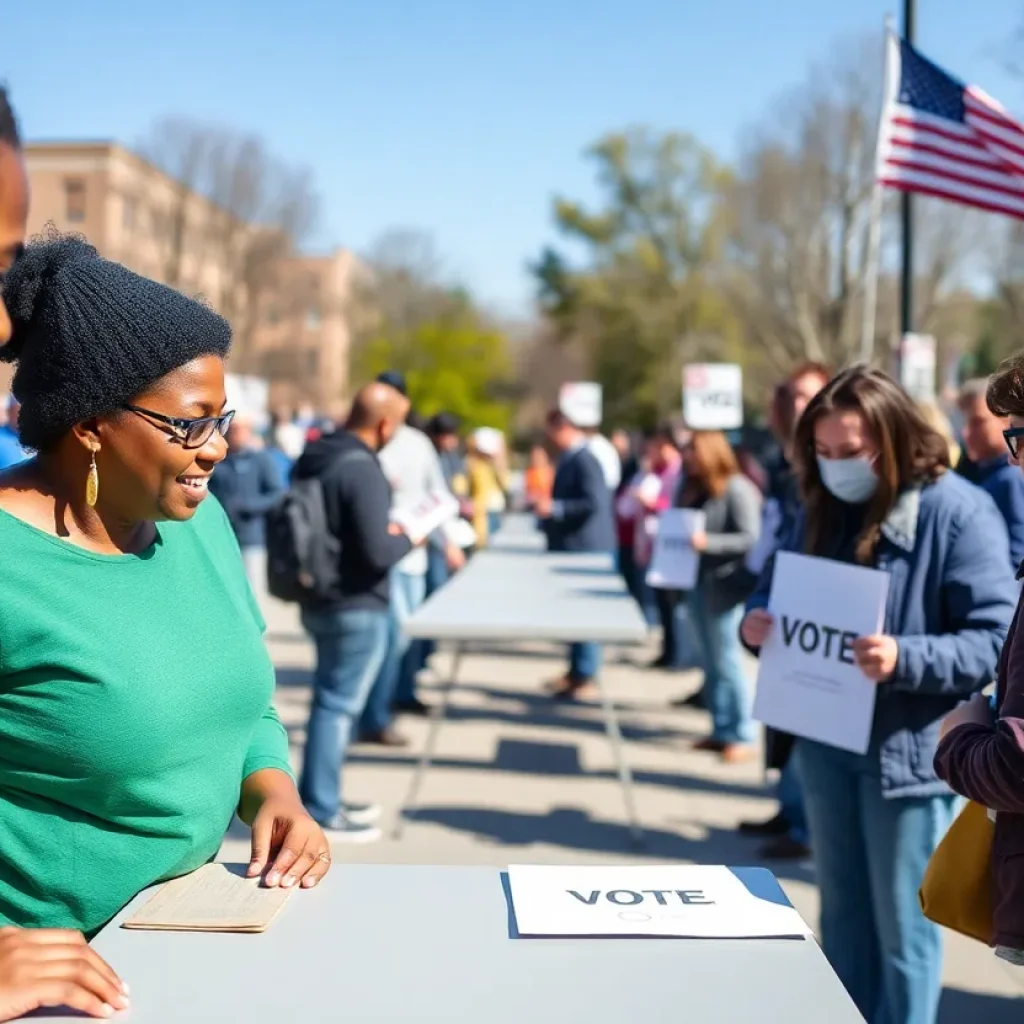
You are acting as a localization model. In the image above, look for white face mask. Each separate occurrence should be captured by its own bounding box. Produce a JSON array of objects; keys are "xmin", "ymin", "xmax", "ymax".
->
[{"xmin": 817, "ymin": 455, "xmax": 879, "ymax": 504}]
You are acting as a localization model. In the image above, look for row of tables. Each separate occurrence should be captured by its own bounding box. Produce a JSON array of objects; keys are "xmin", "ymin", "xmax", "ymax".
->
[{"xmin": 27, "ymin": 516, "xmax": 863, "ymax": 1022}]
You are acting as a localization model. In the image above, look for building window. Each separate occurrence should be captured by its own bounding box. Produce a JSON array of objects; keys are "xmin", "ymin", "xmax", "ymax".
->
[{"xmin": 65, "ymin": 180, "xmax": 86, "ymax": 223}]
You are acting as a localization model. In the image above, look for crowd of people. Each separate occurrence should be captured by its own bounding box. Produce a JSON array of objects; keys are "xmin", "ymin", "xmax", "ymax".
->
[{"xmin": 2, "ymin": 82, "xmax": 1024, "ymax": 1024}]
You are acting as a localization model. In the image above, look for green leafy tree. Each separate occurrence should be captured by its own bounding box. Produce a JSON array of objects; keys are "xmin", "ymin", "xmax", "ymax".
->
[
  {"xmin": 356, "ymin": 310, "xmax": 513, "ymax": 431},
  {"xmin": 533, "ymin": 129, "xmax": 739, "ymax": 427}
]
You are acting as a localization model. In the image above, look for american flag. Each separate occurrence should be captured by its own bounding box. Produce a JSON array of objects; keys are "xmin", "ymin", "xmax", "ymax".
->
[{"xmin": 878, "ymin": 35, "xmax": 1024, "ymax": 219}]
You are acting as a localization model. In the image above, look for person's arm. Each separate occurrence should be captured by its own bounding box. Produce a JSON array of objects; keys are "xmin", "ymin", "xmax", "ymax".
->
[
  {"xmin": 343, "ymin": 458, "xmax": 413, "ymax": 573},
  {"xmin": 234, "ymin": 454, "xmax": 286, "ymax": 517},
  {"xmin": 550, "ymin": 454, "xmax": 601, "ymax": 522},
  {"xmin": 891, "ymin": 499, "xmax": 1016, "ymax": 696},
  {"xmin": 936, "ymin": 678, "xmax": 1024, "ymax": 813},
  {"xmin": 702, "ymin": 478, "xmax": 761, "ymax": 557},
  {"xmin": 989, "ymin": 472, "xmax": 1024, "ymax": 572}
]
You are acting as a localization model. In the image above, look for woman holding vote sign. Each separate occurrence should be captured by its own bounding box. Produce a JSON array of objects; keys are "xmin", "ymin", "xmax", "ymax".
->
[{"xmin": 741, "ymin": 366, "xmax": 1017, "ymax": 1024}]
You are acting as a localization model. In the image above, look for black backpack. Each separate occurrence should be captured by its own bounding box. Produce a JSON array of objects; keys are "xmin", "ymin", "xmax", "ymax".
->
[{"xmin": 265, "ymin": 449, "xmax": 368, "ymax": 605}]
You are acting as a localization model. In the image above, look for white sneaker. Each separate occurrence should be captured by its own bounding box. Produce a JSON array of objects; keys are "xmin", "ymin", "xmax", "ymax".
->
[
  {"xmin": 320, "ymin": 813, "xmax": 382, "ymax": 844},
  {"xmin": 340, "ymin": 801, "xmax": 382, "ymax": 826}
]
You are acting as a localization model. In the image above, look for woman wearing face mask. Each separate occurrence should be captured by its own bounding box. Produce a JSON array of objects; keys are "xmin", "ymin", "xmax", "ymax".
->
[{"xmin": 741, "ymin": 366, "xmax": 1016, "ymax": 1024}]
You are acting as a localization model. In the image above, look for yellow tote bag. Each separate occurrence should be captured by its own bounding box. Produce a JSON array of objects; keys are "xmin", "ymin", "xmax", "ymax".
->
[{"xmin": 918, "ymin": 800, "xmax": 994, "ymax": 945}]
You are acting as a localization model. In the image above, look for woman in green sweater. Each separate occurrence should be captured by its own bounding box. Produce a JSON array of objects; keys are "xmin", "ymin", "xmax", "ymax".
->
[{"xmin": 0, "ymin": 233, "xmax": 331, "ymax": 1021}]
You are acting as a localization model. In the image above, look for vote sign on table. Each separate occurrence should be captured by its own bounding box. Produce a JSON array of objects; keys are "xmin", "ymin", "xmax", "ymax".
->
[
  {"xmin": 683, "ymin": 363, "xmax": 742, "ymax": 430},
  {"xmin": 507, "ymin": 865, "xmax": 810, "ymax": 938},
  {"xmin": 752, "ymin": 551, "xmax": 890, "ymax": 755}
]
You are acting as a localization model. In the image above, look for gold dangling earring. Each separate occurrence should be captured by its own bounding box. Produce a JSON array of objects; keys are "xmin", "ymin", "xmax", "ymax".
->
[{"xmin": 86, "ymin": 450, "xmax": 99, "ymax": 508}]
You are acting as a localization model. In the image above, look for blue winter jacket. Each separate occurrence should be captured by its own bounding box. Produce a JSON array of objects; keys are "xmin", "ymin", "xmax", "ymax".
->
[{"xmin": 746, "ymin": 471, "xmax": 1017, "ymax": 798}]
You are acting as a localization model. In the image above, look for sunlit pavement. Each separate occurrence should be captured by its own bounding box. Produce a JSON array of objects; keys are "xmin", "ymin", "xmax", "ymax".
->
[{"xmin": 219, "ymin": 594, "xmax": 1024, "ymax": 1021}]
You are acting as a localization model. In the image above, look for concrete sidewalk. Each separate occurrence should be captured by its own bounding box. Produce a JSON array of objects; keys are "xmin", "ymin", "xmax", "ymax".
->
[{"xmin": 225, "ymin": 596, "xmax": 1024, "ymax": 1022}]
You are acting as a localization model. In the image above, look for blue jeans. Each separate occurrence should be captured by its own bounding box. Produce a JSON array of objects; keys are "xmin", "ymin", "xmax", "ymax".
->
[
  {"xmin": 422, "ymin": 544, "xmax": 449, "ymax": 663},
  {"xmin": 299, "ymin": 608, "xmax": 390, "ymax": 823},
  {"xmin": 685, "ymin": 593, "xmax": 752, "ymax": 744},
  {"xmin": 568, "ymin": 642, "xmax": 602, "ymax": 681},
  {"xmin": 796, "ymin": 739, "xmax": 957, "ymax": 1024},
  {"xmin": 777, "ymin": 756, "xmax": 808, "ymax": 844},
  {"xmin": 360, "ymin": 570, "xmax": 427, "ymax": 733}
]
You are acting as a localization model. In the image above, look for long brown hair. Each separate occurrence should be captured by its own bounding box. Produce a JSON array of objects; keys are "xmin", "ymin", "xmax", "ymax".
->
[
  {"xmin": 679, "ymin": 430, "xmax": 740, "ymax": 501},
  {"xmin": 794, "ymin": 366, "xmax": 949, "ymax": 564}
]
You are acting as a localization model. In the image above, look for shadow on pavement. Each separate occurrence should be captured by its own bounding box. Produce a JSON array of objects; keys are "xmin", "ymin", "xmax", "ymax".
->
[
  {"xmin": 336, "ymin": 736, "xmax": 771, "ymax": 802},
  {"xmin": 402, "ymin": 803, "xmax": 816, "ymax": 882},
  {"xmin": 939, "ymin": 987, "xmax": 1022, "ymax": 1022}
]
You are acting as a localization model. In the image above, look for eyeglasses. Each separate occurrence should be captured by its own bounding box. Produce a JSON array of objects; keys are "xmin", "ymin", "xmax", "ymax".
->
[
  {"xmin": 123, "ymin": 404, "xmax": 235, "ymax": 450},
  {"xmin": 1004, "ymin": 426, "xmax": 1024, "ymax": 460}
]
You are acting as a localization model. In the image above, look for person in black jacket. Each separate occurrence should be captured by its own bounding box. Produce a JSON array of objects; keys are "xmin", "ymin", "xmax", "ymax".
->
[
  {"xmin": 536, "ymin": 408, "xmax": 615, "ymax": 699},
  {"xmin": 291, "ymin": 383, "xmax": 421, "ymax": 842}
]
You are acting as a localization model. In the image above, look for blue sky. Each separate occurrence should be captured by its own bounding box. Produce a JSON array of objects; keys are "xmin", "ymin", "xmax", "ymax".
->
[{"xmin": 7, "ymin": 0, "xmax": 1023, "ymax": 314}]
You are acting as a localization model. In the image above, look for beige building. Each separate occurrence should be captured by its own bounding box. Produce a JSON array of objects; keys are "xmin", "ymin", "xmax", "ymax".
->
[{"xmin": 21, "ymin": 141, "xmax": 355, "ymax": 414}]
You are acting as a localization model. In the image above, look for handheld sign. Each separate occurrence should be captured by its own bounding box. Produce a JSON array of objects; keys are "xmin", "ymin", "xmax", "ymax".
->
[
  {"xmin": 646, "ymin": 509, "xmax": 705, "ymax": 590},
  {"xmin": 683, "ymin": 363, "xmax": 743, "ymax": 430},
  {"xmin": 507, "ymin": 865, "xmax": 810, "ymax": 938},
  {"xmin": 753, "ymin": 551, "xmax": 889, "ymax": 755},
  {"xmin": 559, "ymin": 382, "xmax": 602, "ymax": 428}
]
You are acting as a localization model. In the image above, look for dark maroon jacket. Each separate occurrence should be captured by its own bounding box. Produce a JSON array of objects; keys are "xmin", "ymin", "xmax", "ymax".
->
[{"xmin": 935, "ymin": 586, "xmax": 1024, "ymax": 948}]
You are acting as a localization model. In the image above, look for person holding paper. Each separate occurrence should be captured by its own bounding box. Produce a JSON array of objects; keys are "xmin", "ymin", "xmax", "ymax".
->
[
  {"xmin": 536, "ymin": 408, "xmax": 615, "ymax": 699},
  {"xmin": 0, "ymin": 235, "xmax": 333, "ymax": 1019},
  {"xmin": 672, "ymin": 431, "xmax": 761, "ymax": 762},
  {"xmin": 936, "ymin": 357, "xmax": 1024, "ymax": 970},
  {"xmin": 741, "ymin": 366, "xmax": 1017, "ymax": 1024}
]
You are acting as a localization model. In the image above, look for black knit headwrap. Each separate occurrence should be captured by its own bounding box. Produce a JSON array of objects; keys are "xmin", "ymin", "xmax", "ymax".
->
[{"xmin": 0, "ymin": 235, "xmax": 232, "ymax": 451}]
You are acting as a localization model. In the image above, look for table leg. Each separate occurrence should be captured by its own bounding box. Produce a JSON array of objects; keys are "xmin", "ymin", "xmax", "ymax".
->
[
  {"xmin": 393, "ymin": 641, "xmax": 464, "ymax": 840},
  {"xmin": 595, "ymin": 676, "xmax": 646, "ymax": 849}
]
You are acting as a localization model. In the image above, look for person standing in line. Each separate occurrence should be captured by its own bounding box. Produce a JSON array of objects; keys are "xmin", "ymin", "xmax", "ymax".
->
[
  {"xmin": 584, "ymin": 425, "xmax": 622, "ymax": 492},
  {"xmin": 208, "ymin": 411, "xmax": 286, "ymax": 599},
  {"xmin": 291, "ymin": 383, "xmax": 418, "ymax": 842},
  {"xmin": 523, "ymin": 442, "xmax": 554, "ymax": 510},
  {"xmin": 535, "ymin": 409, "xmax": 615, "ymax": 700},
  {"xmin": 673, "ymin": 431, "xmax": 761, "ymax": 762},
  {"xmin": 741, "ymin": 367, "xmax": 1016, "ymax": 1024},
  {"xmin": 739, "ymin": 362, "xmax": 830, "ymax": 858},
  {"xmin": 359, "ymin": 371, "xmax": 465, "ymax": 744},
  {"xmin": 958, "ymin": 377, "xmax": 1024, "ymax": 572},
  {"xmin": 0, "ymin": 395, "xmax": 27, "ymax": 470},
  {"xmin": 611, "ymin": 428, "xmax": 638, "ymax": 491},
  {"xmin": 466, "ymin": 427, "xmax": 506, "ymax": 547},
  {"xmin": 936, "ymin": 354, "xmax": 1024, "ymax": 970}
]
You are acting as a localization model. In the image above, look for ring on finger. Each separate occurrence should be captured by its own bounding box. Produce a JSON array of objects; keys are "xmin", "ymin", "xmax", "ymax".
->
[{"xmin": 317, "ymin": 851, "xmax": 331, "ymax": 864}]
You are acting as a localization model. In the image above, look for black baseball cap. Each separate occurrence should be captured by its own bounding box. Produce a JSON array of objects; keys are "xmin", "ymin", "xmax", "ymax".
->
[{"xmin": 376, "ymin": 370, "xmax": 408, "ymax": 396}]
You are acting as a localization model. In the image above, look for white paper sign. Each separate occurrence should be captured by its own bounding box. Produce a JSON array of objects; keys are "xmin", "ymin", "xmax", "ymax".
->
[
  {"xmin": 646, "ymin": 509, "xmax": 705, "ymax": 590},
  {"xmin": 507, "ymin": 865, "xmax": 810, "ymax": 938},
  {"xmin": 390, "ymin": 490, "xmax": 459, "ymax": 544},
  {"xmin": 559, "ymin": 382, "xmax": 603, "ymax": 428},
  {"xmin": 683, "ymin": 363, "xmax": 743, "ymax": 430},
  {"xmin": 753, "ymin": 551, "xmax": 890, "ymax": 755},
  {"xmin": 899, "ymin": 333, "xmax": 937, "ymax": 403}
]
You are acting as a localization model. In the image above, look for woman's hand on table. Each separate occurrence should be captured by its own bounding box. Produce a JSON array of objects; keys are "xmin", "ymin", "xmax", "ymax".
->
[
  {"xmin": 246, "ymin": 789, "xmax": 331, "ymax": 890},
  {"xmin": 0, "ymin": 927, "xmax": 129, "ymax": 1020}
]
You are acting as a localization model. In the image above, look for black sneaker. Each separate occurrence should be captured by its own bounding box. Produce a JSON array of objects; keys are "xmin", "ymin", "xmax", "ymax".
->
[
  {"xmin": 395, "ymin": 698, "xmax": 431, "ymax": 716},
  {"xmin": 738, "ymin": 812, "xmax": 791, "ymax": 837},
  {"xmin": 320, "ymin": 813, "xmax": 382, "ymax": 844},
  {"xmin": 341, "ymin": 801, "xmax": 381, "ymax": 826}
]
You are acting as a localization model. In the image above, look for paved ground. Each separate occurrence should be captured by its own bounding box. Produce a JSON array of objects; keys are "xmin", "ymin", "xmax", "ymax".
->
[{"xmin": 222, "ymin": 596, "xmax": 1024, "ymax": 1022}]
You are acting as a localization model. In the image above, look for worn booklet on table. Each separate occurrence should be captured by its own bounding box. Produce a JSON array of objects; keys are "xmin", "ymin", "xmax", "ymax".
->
[{"xmin": 122, "ymin": 863, "xmax": 294, "ymax": 933}]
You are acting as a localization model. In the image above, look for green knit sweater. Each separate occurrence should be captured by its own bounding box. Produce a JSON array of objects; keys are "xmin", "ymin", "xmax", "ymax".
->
[{"xmin": 0, "ymin": 496, "xmax": 292, "ymax": 935}]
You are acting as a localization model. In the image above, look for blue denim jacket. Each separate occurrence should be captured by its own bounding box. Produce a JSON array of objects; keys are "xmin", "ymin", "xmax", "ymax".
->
[{"xmin": 747, "ymin": 471, "xmax": 1017, "ymax": 798}]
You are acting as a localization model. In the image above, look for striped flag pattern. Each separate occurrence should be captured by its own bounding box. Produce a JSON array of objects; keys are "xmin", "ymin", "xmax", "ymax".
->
[{"xmin": 878, "ymin": 35, "xmax": 1024, "ymax": 220}]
